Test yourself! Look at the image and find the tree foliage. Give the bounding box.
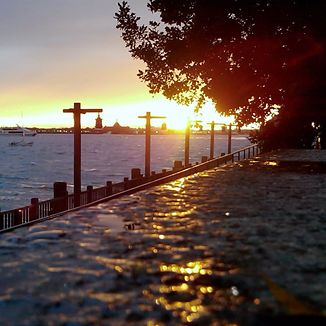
[116,0,326,147]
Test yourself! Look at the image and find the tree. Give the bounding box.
[116,0,326,148]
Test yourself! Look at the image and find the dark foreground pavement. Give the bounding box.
[0,149,325,325]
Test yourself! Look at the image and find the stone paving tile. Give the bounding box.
[0,150,325,325]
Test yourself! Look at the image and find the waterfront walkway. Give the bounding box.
[0,149,325,325]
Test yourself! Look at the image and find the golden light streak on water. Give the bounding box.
[159,283,189,293]
[263,161,278,166]
[163,178,186,192]
[159,261,212,275]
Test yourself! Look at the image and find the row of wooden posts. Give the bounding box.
[63,102,235,208]
[1,143,259,231]
[1,101,258,231]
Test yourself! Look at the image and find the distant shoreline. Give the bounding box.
[31,127,253,136]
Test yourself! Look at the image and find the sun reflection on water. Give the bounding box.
[155,295,204,323]
[163,178,186,192]
[150,261,215,323]
[141,258,248,323]
[263,161,278,166]
[160,261,212,276]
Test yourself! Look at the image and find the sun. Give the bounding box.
[161,100,235,131]
[136,97,235,132]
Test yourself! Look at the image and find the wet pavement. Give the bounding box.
[0,149,325,325]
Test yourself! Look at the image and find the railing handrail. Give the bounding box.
[231,143,258,154]
[0,143,260,233]
[0,143,259,218]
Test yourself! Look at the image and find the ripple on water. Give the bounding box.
[26,230,66,241]
[27,238,58,249]
[93,214,126,233]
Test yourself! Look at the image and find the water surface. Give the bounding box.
[0,133,250,211]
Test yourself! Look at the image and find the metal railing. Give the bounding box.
[0,144,260,232]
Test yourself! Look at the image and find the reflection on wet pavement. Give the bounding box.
[0,151,326,324]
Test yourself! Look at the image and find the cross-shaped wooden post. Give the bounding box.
[63,102,103,207]
[207,120,217,159]
[228,123,232,154]
[184,118,191,167]
[185,119,202,167]
[213,122,236,156]
[138,112,166,178]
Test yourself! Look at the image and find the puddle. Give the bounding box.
[95,214,126,232]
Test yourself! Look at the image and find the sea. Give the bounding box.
[0,133,251,212]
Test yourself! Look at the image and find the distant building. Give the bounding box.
[109,121,135,134]
[161,122,167,130]
[95,114,103,129]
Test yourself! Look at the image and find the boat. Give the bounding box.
[0,125,37,136]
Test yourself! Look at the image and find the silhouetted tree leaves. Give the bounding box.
[116,0,326,148]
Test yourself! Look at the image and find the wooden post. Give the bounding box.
[63,102,102,207]
[53,182,68,213]
[201,156,208,163]
[30,198,39,221]
[0,213,3,231]
[208,121,216,159]
[228,123,232,154]
[131,168,142,179]
[138,112,166,178]
[106,181,113,196]
[185,119,202,167]
[74,103,81,206]
[173,160,183,171]
[124,177,129,190]
[185,118,190,167]
[14,209,23,226]
[145,112,151,178]
[87,185,93,204]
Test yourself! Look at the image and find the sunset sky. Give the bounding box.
[0,0,231,130]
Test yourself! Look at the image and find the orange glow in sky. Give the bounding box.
[0,1,233,131]
[0,97,233,131]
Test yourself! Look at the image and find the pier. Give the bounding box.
[1,105,324,324]
[0,149,325,324]
[0,144,259,231]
